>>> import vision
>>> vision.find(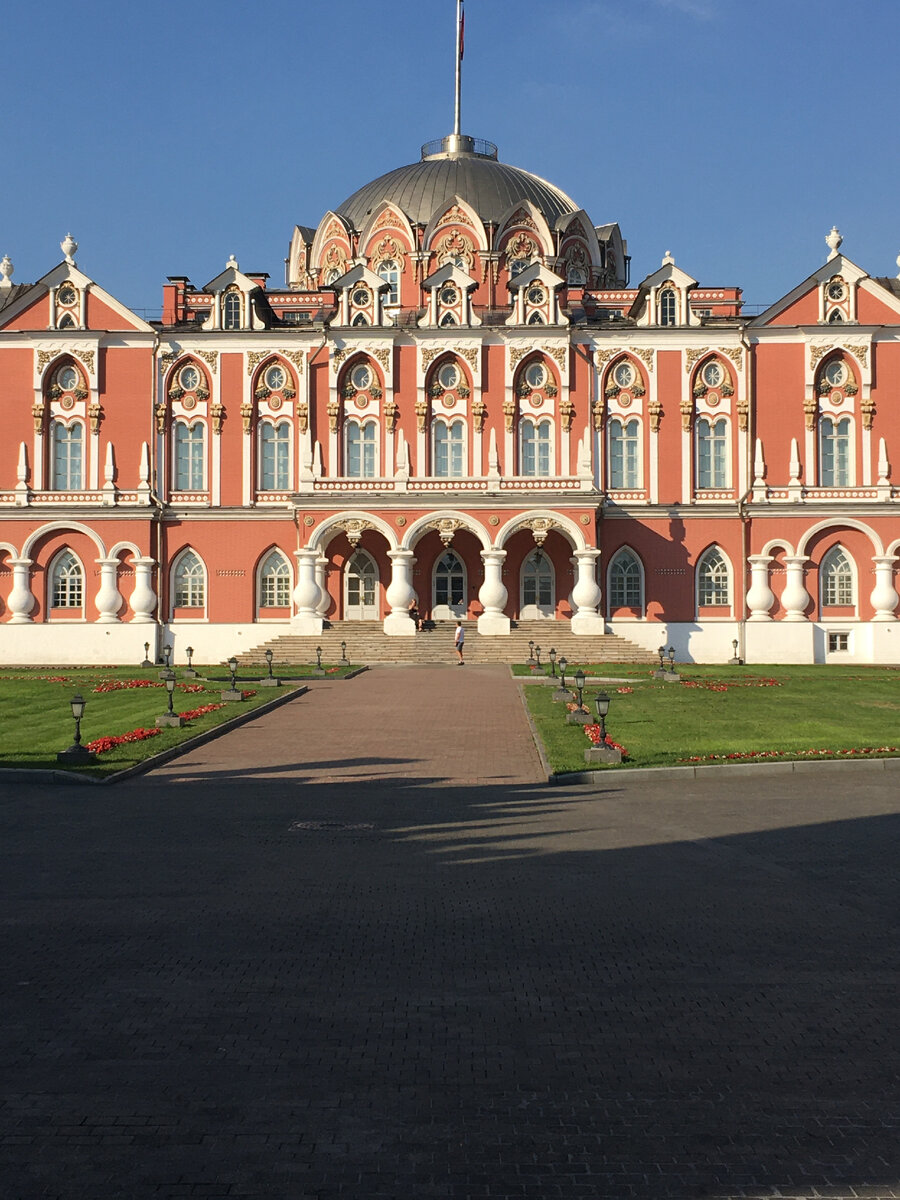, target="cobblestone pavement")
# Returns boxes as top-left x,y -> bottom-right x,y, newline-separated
1,665 -> 898,1199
